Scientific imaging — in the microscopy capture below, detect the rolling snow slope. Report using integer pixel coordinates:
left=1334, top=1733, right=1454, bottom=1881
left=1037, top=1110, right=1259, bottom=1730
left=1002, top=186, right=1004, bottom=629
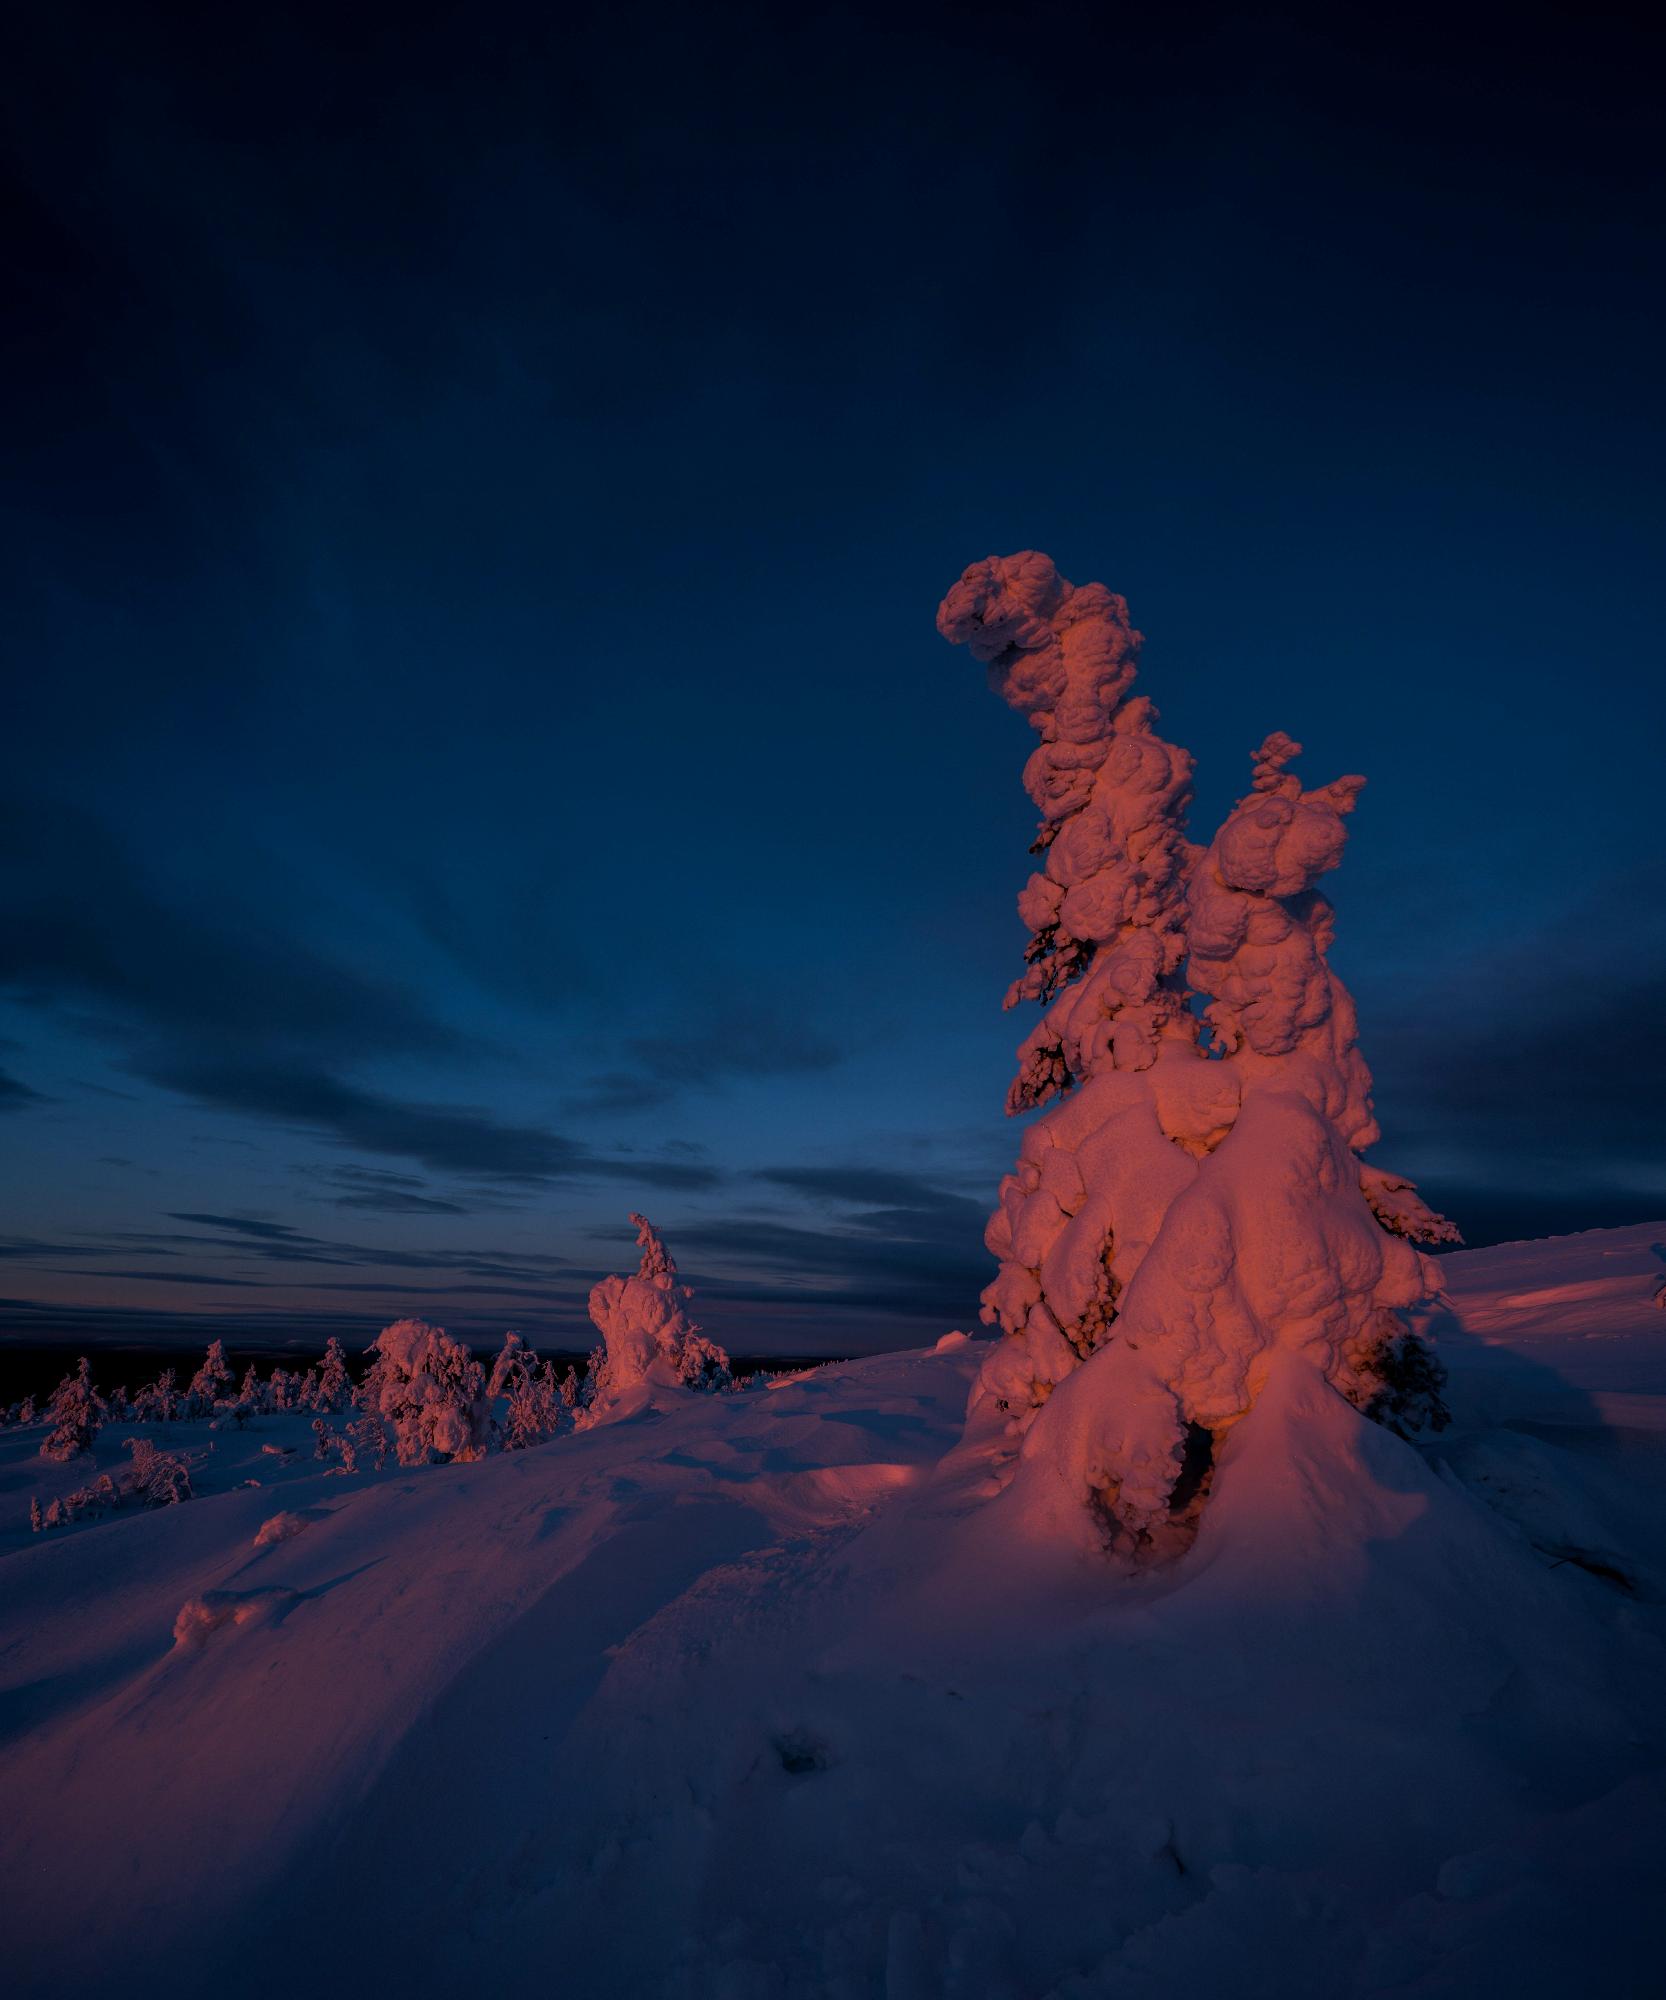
left=1, top=1223, right=1663, bottom=1998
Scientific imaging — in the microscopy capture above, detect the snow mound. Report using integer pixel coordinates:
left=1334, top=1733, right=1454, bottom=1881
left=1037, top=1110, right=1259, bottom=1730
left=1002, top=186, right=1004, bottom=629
left=172, top=1587, right=298, bottom=1649
left=252, top=1511, right=308, bottom=1548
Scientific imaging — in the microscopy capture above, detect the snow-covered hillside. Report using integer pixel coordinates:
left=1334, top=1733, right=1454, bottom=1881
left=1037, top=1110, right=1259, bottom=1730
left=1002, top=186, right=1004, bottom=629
left=2, top=1223, right=1663, bottom=1998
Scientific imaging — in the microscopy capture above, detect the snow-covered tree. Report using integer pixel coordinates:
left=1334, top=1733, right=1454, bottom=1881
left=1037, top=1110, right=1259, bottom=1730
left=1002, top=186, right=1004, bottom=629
left=39, top=1357, right=103, bottom=1462
left=583, top=1215, right=731, bottom=1418
left=488, top=1336, right=566, bottom=1451
left=487, top=1331, right=534, bottom=1401
left=937, top=553, right=1219, bottom=1426
left=940, top=551, right=1456, bottom=1553
left=312, top=1337, right=353, bottom=1414
left=359, top=1318, right=489, bottom=1466
left=186, top=1340, right=234, bottom=1416
left=339, top=1413, right=390, bottom=1473
left=131, top=1367, right=178, bottom=1423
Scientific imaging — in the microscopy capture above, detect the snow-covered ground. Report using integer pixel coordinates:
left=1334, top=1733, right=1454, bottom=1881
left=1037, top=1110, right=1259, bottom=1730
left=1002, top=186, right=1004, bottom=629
left=3, top=1222, right=1663, bottom=1998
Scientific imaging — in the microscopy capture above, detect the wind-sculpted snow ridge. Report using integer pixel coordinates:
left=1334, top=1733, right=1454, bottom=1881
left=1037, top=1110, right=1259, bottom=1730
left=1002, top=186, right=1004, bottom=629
left=940, top=551, right=1459, bottom=1551
left=582, top=1213, right=732, bottom=1420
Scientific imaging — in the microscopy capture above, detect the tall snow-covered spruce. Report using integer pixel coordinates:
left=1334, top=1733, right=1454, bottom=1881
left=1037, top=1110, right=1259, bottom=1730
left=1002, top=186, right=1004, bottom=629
left=939, top=550, right=1458, bottom=1553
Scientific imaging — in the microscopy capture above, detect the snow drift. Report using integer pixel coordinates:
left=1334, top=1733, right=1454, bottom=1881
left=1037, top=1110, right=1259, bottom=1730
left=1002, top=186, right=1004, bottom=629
left=0, top=1224, right=1661, bottom=1997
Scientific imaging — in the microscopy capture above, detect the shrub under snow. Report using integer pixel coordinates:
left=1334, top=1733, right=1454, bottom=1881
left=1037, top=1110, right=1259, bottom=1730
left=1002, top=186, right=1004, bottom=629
left=939, top=551, right=1457, bottom=1552
left=31, top=1436, right=198, bottom=1532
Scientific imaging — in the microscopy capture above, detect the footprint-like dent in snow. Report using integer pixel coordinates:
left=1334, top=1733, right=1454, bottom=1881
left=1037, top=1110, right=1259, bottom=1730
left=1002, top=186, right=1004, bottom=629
left=774, top=1727, right=834, bottom=1775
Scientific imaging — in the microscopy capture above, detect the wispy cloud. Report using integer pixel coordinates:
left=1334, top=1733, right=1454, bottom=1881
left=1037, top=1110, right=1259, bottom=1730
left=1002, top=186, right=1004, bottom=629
left=1367, top=862, right=1666, bottom=1238
left=566, top=1010, right=842, bottom=1115
left=293, top=1163, right=473, bottom=1216
left=658, top=1160, right=991, bottom=1321
left=0, top=793, right=723, bottom=1193
left=0, top=1065, right=47, bottom=1111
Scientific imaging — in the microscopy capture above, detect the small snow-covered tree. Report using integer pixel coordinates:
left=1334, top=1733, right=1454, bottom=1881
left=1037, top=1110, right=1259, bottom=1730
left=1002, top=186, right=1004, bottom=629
left=583, top=1215, right=731, bottom=1418
left=186, top=1339, right=234, bottom=1416
left=360, top=1318, right=489, bottom=1466
left=487, top=1331, right=534, bottom=1401
left=39, top=1357, right=103, bottom=1462
left=131, top=1367, right=178, bottom=1423
left=940, top=551, right=1457, bottom=1553
left=312, top=1337, right=353, bottom=1414
left=488, top=1336, right=565, bottom=1450
left=341, top=1412, right=390, bottom=1472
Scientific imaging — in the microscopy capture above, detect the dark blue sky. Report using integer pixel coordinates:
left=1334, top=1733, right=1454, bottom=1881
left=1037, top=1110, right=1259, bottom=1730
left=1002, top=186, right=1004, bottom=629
left=3, top=3, right=1662, bottom=1356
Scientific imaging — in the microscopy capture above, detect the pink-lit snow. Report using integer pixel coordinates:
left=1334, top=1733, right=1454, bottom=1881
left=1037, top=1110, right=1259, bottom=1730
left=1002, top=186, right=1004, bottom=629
left=937, top=552, right=1457, bottom=1548
left=1, top=1222, right=1662, bottom=1997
